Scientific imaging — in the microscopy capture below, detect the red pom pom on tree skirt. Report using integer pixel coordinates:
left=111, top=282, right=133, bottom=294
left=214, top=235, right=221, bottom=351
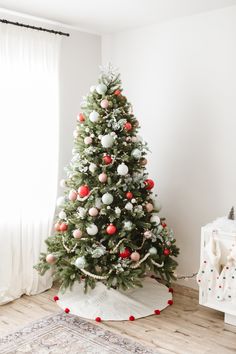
left=95, top=317, right=101, bottom=322
left=167, top=299, right=173, bottom=305
left=77, top=113, right=85, bottom=122
left=163, top=249, right=170, bottom=256
left=103, top=155, right=112, bottom=165
left=119, top=248, right=131, bottom=259
left=154, top=309, right=161, bottom=315
left=53, top=296, right=59, bottom=301
left=126, top=191, right=133, bottom=199
left=78, top=185, right=90, bottom=197
left=114, top=89, right=121, bottom=96
left=64, top=308, right=70, bottom=313
left=169, top=287, right=174, bottom=293
left=144, top=179, right=155, bottom=190
left=106, top=224, right=117, bottom=235
left=59, top=223, right=68, bottom=232
left=129, top=315, right=135, bottom=321
left=124, top=122, right=132, bottom=131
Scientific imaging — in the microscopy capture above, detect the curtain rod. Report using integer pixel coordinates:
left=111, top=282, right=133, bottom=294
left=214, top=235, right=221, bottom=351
left=0, top=18, right=70, bottom=36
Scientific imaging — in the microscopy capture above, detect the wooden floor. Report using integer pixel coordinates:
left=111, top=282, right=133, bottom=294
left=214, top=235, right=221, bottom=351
left=0, top=284, right=236, bottom=354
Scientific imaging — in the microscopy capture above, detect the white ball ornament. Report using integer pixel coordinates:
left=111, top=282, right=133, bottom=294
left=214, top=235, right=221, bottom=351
left=95, top=198, right=103, bottom=209
left=75, top=256, right=87, bottom=269
left=131, top=148, right=142, bottom=159
left=131, top=136, right=138, bottom=143
left=46, top=254, right=56, bottom=264
left=96, top=83, right=107, bottom=95
left=117, top=163, right=129, bottom=176
left=102, top=193, right=113, bottom=205
left=101, top=134, right=114, bottom=148
left=89, top=163, right=97, bottom=173
left=58, top=211, right=66, bottom=219
left=125, top=202, right=133, bottom=211
left=150, top=214, right=161, bottom=225
left=56, top=196, right=65, bottom=207
left=89, top=110, right=99, bottom=123
left=89, top=207, right=99, bottom=217
left=86, top=224, right=98, bottom=236
left=98, top=172, right=107, bottom=183
left=149, top=247, right=157, bottom=255
left=84, top=136, right=93, bottom=145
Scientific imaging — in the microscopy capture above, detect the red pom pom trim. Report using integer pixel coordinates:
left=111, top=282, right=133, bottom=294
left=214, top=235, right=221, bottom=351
left=64, top=308, right=70, bottom=313
left=154, top=309, right=161, bottom=315
left=129, top=315, right=135, bottom=321
left=95, top=317, right=101, bottom=322
left=53, top=296, right=59, bottom=301
left=169, top=288, right=174, bottom=293
left=167, top=299, right=173, bottom=305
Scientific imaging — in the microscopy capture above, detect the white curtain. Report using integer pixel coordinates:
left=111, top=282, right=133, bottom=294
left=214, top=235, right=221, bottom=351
left=0, top=24, right=61, bottom=304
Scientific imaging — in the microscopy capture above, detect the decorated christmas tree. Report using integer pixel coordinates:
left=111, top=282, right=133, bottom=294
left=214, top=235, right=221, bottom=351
left=36, top=66, right=179, bottom=293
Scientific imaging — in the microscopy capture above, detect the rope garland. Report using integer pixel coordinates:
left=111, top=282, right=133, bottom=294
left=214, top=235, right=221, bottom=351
left=110, top=238, right=125, bottom=254
left=80, top=268, right=112, bottom=280
left=151, top=259, right=164, bottom=268
left=62, top=237, right=78, bottom=254
left=131, top=252, right=150, bottom=269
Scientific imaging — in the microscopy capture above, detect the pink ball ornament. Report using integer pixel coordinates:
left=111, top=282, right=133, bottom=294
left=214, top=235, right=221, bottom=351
left=130, top=252, right=141, bottom=262
left=98, top=172, right=108, bottom=183
left=46, top=254, right=56, bottom=264
left=84, top=136, right=92, bottom=145
left=146, top=203, right=154, bottom=212
left=131, top=136, right=138, bottom=143
left=100, top=99, right=109, bottom=109
left=69, top=190, right=77, bottom=201
left=73, top=229, right=82, bottom=239
left=89, top=207, right=99, bottom=216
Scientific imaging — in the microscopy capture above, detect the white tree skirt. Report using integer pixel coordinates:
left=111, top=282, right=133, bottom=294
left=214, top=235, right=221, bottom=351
left=57, top=277, right=172, bottom=321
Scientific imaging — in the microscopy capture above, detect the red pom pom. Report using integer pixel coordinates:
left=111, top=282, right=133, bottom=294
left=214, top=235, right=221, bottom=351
left=154, top=309, right=161, bottom=315
left=163, top=249, right=170, bottom=256
left=103, top=155, right=112, bottom=165
left=162, top=222, right=167, bottom=228
left=60, top=223, right=68, bottom=232
left=77, top=113, right=85, bottom=122
left=144, top=179, right=155, bottom=190
left=78, top=185, right=90, bottom=197
left=114, top=89, right=121, bottom=96
left=95, top=317, right=101, bottom=322
left=124, top=122, right=132, bottom=131
left=106, top=223, right=117, bottom=235
left=64, top=308, right=70, bottom=313
left=169, top=287, right=174, bottom=293
left=53, top=296, right=59, bottom=301
left=119, top=248, right=131, bottom=259
left=54, top=222, right=61, bottom=232
left=129, top=315, right=135, bottom=321
left=167, top=299, right=173, bottom=305
left=126, top=191, right=133, bottom=199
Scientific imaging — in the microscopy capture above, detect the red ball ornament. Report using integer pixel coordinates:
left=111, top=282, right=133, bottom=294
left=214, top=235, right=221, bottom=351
left=103, top=155, right=112, bottom=165
left=64, top=308, right=70, bottom=313
left=60, top=223, right=68, bottom=232
left=54, top=222, right=61, bottom=232
left=77, top=113, right=85, bottom=122
left=129, top=315, right=135, bottom=321
left=114, top=89, right=121, bottom=96
left=95, top=317, right=101, bottom=322
left=126, top=191, right=133, bottom=199
left=144, top=179, right=155, bottom=190
left=124, top=122, right=132, bottom=131
left=106, top=224, right=117, bottom=235
left=53, top=296, right=59, bottom=301
left=163, top=249, right=170, bottom=256
left=162, top=222, right=167, bottom=228
left=78, top=185, right=90, bottom=197
left=169, top=287, right=174, bottom=293
left=168, top=299, right=173, bottom=305
left=119, top=248, right=131, bottom=259
left=154, top=309, right=161, bottom=315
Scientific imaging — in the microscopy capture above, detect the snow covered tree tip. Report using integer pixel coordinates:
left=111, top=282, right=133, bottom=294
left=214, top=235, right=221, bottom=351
left=35, top=66, right=179, bottom=292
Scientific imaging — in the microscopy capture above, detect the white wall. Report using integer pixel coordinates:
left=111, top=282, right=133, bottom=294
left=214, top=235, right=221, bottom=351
left=0, top=10, right=101, bottom=182
left=102, top=6, right=236, bottom=288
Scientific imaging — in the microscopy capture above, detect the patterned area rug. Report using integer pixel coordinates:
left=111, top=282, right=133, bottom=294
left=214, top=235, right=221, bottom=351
left=0, top=312, right=158, bottom=354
